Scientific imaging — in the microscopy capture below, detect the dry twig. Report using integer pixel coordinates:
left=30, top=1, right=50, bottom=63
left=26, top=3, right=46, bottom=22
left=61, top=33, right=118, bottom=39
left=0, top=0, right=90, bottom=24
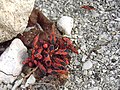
left=22, top=66, right=38, bottom=84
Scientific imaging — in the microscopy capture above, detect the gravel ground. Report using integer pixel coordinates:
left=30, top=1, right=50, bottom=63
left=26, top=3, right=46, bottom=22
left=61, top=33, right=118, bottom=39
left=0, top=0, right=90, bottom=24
left=34, top=0, right=120, bottom=90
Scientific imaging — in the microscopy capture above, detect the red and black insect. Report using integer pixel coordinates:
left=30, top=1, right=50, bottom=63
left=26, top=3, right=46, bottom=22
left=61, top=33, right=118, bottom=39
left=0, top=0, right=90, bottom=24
left=81, top=5, right=95, bottom=10
left=22, top=31, right=78, bottom=78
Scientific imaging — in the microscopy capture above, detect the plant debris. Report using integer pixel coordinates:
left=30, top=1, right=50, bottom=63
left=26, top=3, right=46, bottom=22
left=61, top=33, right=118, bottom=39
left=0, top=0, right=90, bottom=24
left=18, top=9, right=61, bottom=48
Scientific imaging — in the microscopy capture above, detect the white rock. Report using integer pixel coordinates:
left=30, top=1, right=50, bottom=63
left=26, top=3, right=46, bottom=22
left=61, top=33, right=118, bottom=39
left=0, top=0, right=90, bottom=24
left=57, top=16, right=74, bottom=35
left=82, top=60, right=93, bottom=70
left=0, top=0, right=35, bottom=43
left=25, top=74, right=36, bottom=87
left=0, top=38, right=27, bottom=83
left=12, top=78, right=23, bottom=90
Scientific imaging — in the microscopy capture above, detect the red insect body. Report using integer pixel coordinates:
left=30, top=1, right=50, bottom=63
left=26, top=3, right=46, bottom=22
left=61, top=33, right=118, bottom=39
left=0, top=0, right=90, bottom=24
left=64, top=57, right=69, bottom=65
left=44, top=55, right=51, bottom=66
left=49, top=31, right=56, bottom=44
left=54, top=58, right=66, bottom=65
left=32, top=49, right=35, bottom=55
left=38, top=62, right=46, bottom=72
left=62, top=37, right=72, bottom=45
left=69, top=46, right=78, bottom=54
left=33, top=34, right=39, bottom=46
left=22, top=61, right=27, bottom=65
left=33, top=34, right=39, bottom=49
left=34, top=60, right=38, bottom=65
left=81, top=5, right=95, bottom=10
left=43, top=43, right=48, bottom=48
left=35, top=54, right=42, bottom=59
left=62, top=37, right=78, bottom=54
left=31, top=55, right=34, bottom=60
left=28, top=62, right=33, bottom=67
left=52, top=63, right=65, bottom=70
left=53, top=70, right=68, bottom=75
left=37, top=48, right=43, bottom=53
left=47, top=68, right=53, bottom=74
left=55, top=49, right=68, bottom=55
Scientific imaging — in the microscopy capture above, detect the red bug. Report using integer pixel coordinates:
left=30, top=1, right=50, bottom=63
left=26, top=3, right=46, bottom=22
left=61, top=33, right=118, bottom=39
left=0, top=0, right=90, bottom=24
left=55, top=49, right=68, bottom=55
left=81, top=5, right=95, bottom=10
left=38, top=62, right=46, bottom=75
left=34, top=60, right=38, bottom=65
left=44, top=55, right=52, bottom=66
left=28, top=62, right=33, bottom=67
left=52, top=63, right=65, bottom=70
left=43, top=43, right=48, bottom=48
left=62, top=37, right=78, bottom=54
left=54, top=58, right=66, bottom=66
left=49, top=31, right=57, bottom=44
left=33, top=34, right=39, bottom=49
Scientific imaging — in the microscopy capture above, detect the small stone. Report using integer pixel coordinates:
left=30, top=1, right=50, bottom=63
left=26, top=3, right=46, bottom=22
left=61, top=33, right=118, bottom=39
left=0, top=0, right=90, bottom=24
left=89, top=87, right=102, bottom=90
left=110, top=77, right=115, bottom=81
left=0, top=38, right=27, bottom=83
left=88, top=70, right=93, bottom=75
left=74, top=59, right=80, bottom=65
left=2, top=85, right=7, bottom=90
left=12, top=78, right=23, bottom=90
left=83, top=70, right=88, bottom=75
left=99, top=33, right=108, bottom=41
left=111, top=31, right=116, bottom=35
left=57, top=16, right=74, bottom=35
left=64, top=87, right=68, bottom=90
left=91, top=52, right=97, bottom=56
left=82, top=60, right=93, bottom=70
left=20, top=85, right=26, bottom=89
left=21, top=73, right=25, bottom=77
left=25, top=74, right=36, bottom=87
left=115, top=18, right=120, bottom=21
left=91, top=79, right=95, bottom=84
left=92, top=11, right=100, bottom=17
left=78, top=49, right=81, bottom=53
left=102, top=69, right=107, bottom=73
left=81, top=54, right=88, bottom=62
left=80, top=44, right=87, bottom=52
left=7, top=83, right=12, bottom=89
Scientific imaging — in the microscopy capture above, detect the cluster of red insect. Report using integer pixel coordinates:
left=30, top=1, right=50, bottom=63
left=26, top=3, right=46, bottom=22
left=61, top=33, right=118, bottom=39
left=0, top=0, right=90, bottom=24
left=22, top=31, right=78, bottom=78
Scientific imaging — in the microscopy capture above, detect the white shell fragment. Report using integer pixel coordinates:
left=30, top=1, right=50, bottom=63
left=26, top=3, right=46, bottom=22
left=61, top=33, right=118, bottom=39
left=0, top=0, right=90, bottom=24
left=57, top=16, right=74, bottom=35
left=0, top=38, right=27, bottom=83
